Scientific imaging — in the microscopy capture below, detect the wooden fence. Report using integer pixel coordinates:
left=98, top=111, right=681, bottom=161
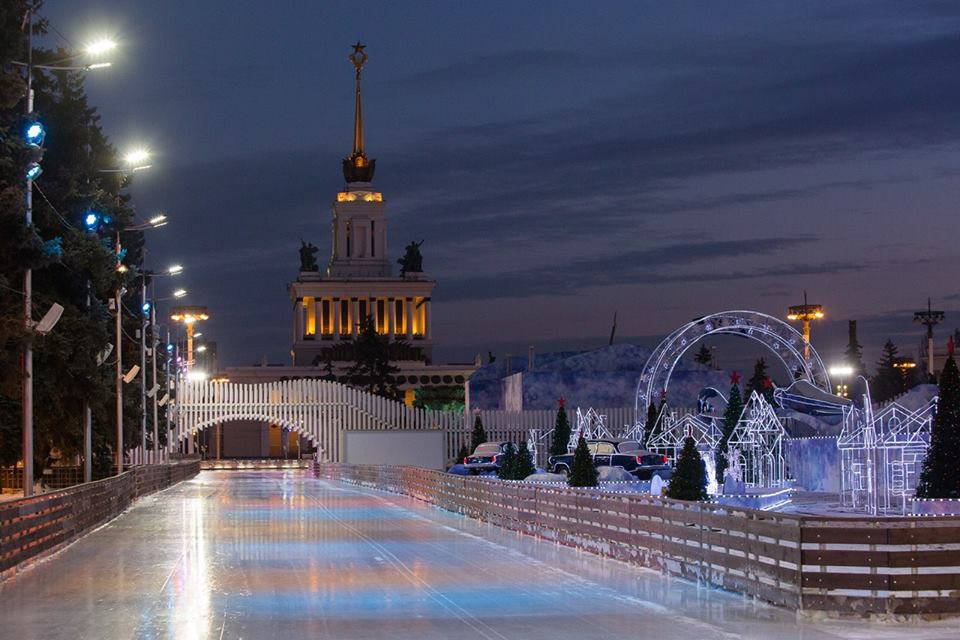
left=0, top=459, right=200, bottom=578
left=314, top=463, right=960, bottom=617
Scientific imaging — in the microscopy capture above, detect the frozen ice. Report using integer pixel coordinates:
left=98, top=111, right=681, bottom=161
left=0, top=470, right=956, bottom=639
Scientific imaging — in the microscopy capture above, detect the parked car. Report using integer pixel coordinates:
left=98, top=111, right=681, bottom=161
left=463, top=441, right=518, bottom=474
left=548, top=438, right=673, bottom=480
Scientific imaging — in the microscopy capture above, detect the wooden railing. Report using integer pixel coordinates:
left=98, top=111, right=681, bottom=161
left=0, top=459, right=200, bottom=577
left=314, top=463, right=960, bottom=617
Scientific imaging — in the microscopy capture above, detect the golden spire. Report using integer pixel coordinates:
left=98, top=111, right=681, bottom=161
left=343, top=42, right=376, bottom=183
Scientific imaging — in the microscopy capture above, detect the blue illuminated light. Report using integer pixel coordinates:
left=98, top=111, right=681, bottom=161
left=166, top=343, right=174, bottom=353
left=142, top=301, right=152, bottom=315
left=84, top=211, right=101, bottom=230
left=25, top=122, right=45, bottom=146
left=25, top=163, right=42, bottom=180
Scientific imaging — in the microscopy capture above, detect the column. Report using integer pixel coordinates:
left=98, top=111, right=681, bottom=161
left=351, top=298, right=359, bottom=338
left=333, top=297, right=341, bottom=340
left=405, top=297, right=413, bottom=340
left=294, top=299, right=303, bottom=341
left=388, top=297, right=396, bottom=340
left=424, top=298, right=432, bottom=339
left=371, top=297, right=380, bottom=334
left=314, top=298, right=322, bottom=336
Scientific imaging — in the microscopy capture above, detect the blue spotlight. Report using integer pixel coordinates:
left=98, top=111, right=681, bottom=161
left=25, top=121, right=45, bottom=146
left=25, top=162, right=42, bottom=180
left=141, top=300, right=152, bottom=316
left=166, top=343, right=174, bottom=353
left=83, top=211, right=101, bottom=231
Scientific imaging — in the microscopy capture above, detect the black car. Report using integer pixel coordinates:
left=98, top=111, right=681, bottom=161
left=548, top=438, right=673, bottom=480
left=463, top=441, right=518, bottom=474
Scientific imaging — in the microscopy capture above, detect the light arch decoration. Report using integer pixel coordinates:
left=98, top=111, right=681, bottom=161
left=636, top=310, right=831, bottom=419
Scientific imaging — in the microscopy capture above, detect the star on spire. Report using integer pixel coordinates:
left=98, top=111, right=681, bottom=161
left=730, top=371, right=741, bottom=385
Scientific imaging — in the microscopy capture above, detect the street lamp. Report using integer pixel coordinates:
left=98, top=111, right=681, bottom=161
left=16, top=13, right=115, bottom=496
left=829, top=365, right=854, bottom=398
left=170, top=306, right=209, bottom=373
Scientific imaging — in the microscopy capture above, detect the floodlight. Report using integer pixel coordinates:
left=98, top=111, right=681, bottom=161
left=26, top=163, right=42, bottom=180
left=196, top=345, right=207, bottom=353
left=25, top=122, right=45, bottom=146
left=173, top=289, right=187, bottom=298
left=187, top=370, right=208, bottom=382
left=829, top=365, right=854, bottom=377
left=96, top=343, right=113, bottom=366
left=167, top=264, right=183, bottom=275
left=83, top=211, right=101, bottom=231
left=166, top=343, right=174, bottom=353
left=123, top=149, right=151, bottom=167
left=146, top=383, right=160, bottom=398
left=141, top=300, right=152, bottom=316
left=34, top=303, right=64, bottom=334
left=123, top=365, right=140, bottom=384
left=158, top=393, right=169, bottom=407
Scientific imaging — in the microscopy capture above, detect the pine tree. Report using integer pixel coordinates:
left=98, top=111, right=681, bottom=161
left=496, top=443, right=517, bottom=480
left=549, top=399, right=571, bottom=457
left=568, top=436, right=599, bottom=487
left=694, top=344, right=713, bottom=369
left=644, top=401, right=660, bottom=447
left=716, top=375, right=743, bottom=483
left=514, top=440, right=536, bottom=479
left=345, top=315, right=400, bottom=397
left=872, top=339, right=903, bottom=403
left=746, top=358, right=774, bottom=403
left=665, top=437, right=708, bottom=501
left=455, top=442, right=469, bottom=465
left=845, top=320, right=865, bottom=375
left=469, top=413, right=487, bottom=452
left=916, top=354, right=960, bottom=498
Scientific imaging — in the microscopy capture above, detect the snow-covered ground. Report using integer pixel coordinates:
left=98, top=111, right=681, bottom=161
left=2, top=470, right=956, bottom=638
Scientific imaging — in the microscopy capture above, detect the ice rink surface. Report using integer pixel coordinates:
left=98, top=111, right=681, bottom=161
left=1, top=470, right=958, bottom=639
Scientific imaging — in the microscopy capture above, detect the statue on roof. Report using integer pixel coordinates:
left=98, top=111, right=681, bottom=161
left=398, top=240, right=424, bottom=276
left=299, top=240, right=319, bottom=272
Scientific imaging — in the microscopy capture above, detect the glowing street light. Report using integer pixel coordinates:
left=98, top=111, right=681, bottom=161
left=172, top=288, right=187, bottom=298
left=123, top=148, right=152, bottom=170
left=148, top=213, right=168, bottom=228
left=84, top=38, right=118, bottom=56
left=829, top=364, right=854, bottom=398
left=171, top=305, right=210, bottom=373
left=167, top=264, right=183, bottom=275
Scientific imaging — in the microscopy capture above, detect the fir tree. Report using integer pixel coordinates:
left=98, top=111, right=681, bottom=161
left=514, top=440, right=536, bottom=479
left=665, top=437, right=708, bottom=501
left=715, top=374, right=743, bottom=483
left=345, top=315, right=400, bottom=397
left=568, top=436, right=599, bottom=487
left=694, top=344, right=713, bottom=369
left=844, top=320, right=865, bottom=375
left=455, top=442, right=469, bottom=465
left=496, top=443, right=517, bottom=480
left=644, top=401, right=660, bottom=447
left=916, top=354, right=960, bottom=498
left=872, top=339, right=903, bottom=403
left=469, top=413, right=487, bottom=452
left=549, top=398, right=571, bottom=457
left=746, top=358, right=775, bottom=404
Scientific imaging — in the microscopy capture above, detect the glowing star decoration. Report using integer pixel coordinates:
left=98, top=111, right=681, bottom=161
left=730, top=371, right=741, bottom=386
left=558, top=396, right=565, bottom=408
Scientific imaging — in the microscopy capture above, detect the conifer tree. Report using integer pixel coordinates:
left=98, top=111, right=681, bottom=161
left=745, top=358, right=775, bottom=404
left=469, top=413, right=487, bottom=452
left=455, top=442, right=469, bottom=465
left=716, top=373, right=742, bottom=483
left=644, top=401, right=660, bottom=447
left=568, top=435, right=599, bottom=487
left=665, top=437, right=708, bottom=501
left=872, top=339, right=903, bottom=403
left=694, top=344, right=713, bottom=369
left=514, top=440, right=536, bottom=479
left=549, top=398, right=571, bottom=457
left=916, top=353, right=960, bottom=498
left=496, top=443, right=517, bottom=479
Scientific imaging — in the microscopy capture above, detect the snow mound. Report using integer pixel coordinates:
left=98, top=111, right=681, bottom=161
left=524, top=472, right=567, bottom=483
left=597, top=466, right=635, bottom=482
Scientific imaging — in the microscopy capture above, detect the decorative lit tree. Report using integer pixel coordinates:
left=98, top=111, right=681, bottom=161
left=568, top=435, right=598, bottom=487
left=469, top=412, right=487, bottom=452
left=496, top=443, right=517, bottom=480
left=916, top=349, right=960, bottom=499
left=665, top=436, right=708, bottom=501
left=549, top=397, right=571, bottom=457
left=514, top=440, right=536, bottom=479
left=715, top=372, right=742, bottom=483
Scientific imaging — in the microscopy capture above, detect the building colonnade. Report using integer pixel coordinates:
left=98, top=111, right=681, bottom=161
left=293, top=295, right=431, bottom=342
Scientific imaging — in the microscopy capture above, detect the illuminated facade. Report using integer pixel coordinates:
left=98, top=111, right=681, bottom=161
left=288, top=43, right=436, bottom=367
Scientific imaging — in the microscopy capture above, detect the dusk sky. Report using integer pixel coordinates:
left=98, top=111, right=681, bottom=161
left=44, top=1, right=960, bottom=372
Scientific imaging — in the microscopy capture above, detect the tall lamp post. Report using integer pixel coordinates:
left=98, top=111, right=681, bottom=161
left=914, top=298, right=944, bottom=379
left=145, top=286, right=186, bottom=462
left=15, top=12, right=114, bottom=496
left=787, top=291, right=824, bottom=364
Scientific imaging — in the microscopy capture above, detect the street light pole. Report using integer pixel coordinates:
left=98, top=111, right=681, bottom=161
left=115, top=235, right=124, bottom=474
left=84, top=279, right=92, bottom=482
left=140, top=282, right=147, bottom=462
left=21, top=8, right=35, bottom=496
left=151, top=300, right=159, bottom=462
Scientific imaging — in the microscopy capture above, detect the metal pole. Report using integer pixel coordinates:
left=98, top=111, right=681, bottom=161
left=165, top=327, right=172, bottom=454
left=115, top=233, right=124, bottom=474
left=140, top=281, right=147, bottom=462
left=151, top=302, right=159, bottom=462
left=84, top=279, right=92, bottom=482
left=22, top=9, right=34, bottom=497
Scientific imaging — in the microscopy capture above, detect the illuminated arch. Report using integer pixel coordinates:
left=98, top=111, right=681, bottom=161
left=636, top=310, right=830, bottom=419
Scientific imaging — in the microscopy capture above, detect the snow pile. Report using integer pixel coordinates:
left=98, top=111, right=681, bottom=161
left=469, top=343, right=734, bottom=410
left=597, top=466, right=635, bottom=482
